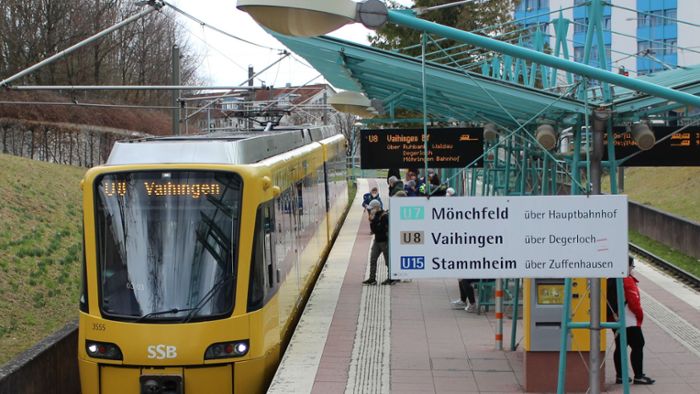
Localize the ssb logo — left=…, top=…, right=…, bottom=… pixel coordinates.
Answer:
left=401, top=256, right=425, bottom=270
left=147, top=344, right=177, bottom=360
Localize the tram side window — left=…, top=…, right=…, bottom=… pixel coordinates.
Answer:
left=248, top=202, right=277, bottom=312
left=263, top=204, right=276, bottom=287
left=80, top=229, right=89, bottom=313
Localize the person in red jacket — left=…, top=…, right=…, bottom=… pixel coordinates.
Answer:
left=611, top=257, right=655, bottom=385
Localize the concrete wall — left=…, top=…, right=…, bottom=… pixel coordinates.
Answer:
left=0, top=321, right=79, bottom=394
left=629, top=201, right=700, bottom=260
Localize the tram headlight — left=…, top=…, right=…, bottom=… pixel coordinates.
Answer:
left=204, top=339, right=250, bottom=360
left=85, top=340, right=123, bottom=360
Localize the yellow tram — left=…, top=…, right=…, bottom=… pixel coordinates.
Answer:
left=77, top=126, right=348, bottom=393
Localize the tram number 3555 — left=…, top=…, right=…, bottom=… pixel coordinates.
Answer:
left=400, top=256, right=425, bottom=270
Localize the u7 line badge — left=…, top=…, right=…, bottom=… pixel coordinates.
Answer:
left=400, top=256, right=425, bottom=270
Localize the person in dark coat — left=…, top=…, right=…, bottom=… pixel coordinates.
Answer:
left=387, top=168, right=400, bottom=187
left=388, top=176, right=404, bottom=197
left=363, top=200, right=395, bottom=285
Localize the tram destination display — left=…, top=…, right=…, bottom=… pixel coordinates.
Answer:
left=605, top=127, right=700, bottom=166
left=360, top=127, right=484, bottom=169
left=389, top=195, right=629, bottom=279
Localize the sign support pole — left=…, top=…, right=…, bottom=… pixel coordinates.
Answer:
left=589, top=109, right=608, bottom=393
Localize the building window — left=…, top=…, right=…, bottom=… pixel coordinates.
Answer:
left=664, top=39, right=677, bottom=55
left=522, top=0, right=548, bottom=10
left=638, top=14, right=650, bottom=27
left=649, top=10, right=664, bottom=26
left=574, top=47, right=584, bottom=62
left=603, top=16, right=611, bottom=30
left=574, top=18, right=587, bottom=33
left=664, top=8, right=677, bottom=22
left=638, top=41, right=652, bottom=55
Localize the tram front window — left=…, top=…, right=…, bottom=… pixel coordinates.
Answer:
left=94, top=171, right=242, bottom=322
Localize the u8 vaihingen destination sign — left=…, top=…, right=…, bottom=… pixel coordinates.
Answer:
left=389, top=195, right=628, bottom=279
left=360, top=128, right=484, bottom=169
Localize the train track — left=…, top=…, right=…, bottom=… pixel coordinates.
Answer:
left=629, top=242, right=700, bottom=291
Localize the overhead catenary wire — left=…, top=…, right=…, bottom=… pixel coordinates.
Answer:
left=163, top=1, right=283, bottom=51
left=159, top=10, right=249, bottom=74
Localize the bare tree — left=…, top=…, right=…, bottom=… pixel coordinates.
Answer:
left=0, top=0, right=200, bottom=106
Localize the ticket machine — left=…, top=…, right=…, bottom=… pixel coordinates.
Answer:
left=523, top=278, right=606, bottom=392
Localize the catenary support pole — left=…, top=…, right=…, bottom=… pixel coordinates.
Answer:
left=172, top=44, right=181, bottom=136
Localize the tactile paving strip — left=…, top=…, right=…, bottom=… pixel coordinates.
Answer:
left=345, top=245, right=391, bottom=394
left=641, top=290, right=700, bottom=358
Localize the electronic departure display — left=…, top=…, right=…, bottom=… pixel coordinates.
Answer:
left=101, top=173, right=224, bottom=199
left=604, top=127, right=700, bottom=167
left=360, top=128, right=484, bottom=169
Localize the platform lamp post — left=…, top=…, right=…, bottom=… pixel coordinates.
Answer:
left=328, top=91, right=377, bottom=179
left=352, top=121, right=364, bottom=179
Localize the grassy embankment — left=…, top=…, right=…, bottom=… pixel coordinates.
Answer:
left=604, top=167, right=700, bottom=276
left=0, top=153, right=85, bottom=365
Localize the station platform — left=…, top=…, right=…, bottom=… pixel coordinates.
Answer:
left=268, top=179, right=700, bottom=394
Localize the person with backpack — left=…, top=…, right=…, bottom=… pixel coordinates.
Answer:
left=607, top=257, right=655, bottom=385
left=362, top=200, right=396, bottom=285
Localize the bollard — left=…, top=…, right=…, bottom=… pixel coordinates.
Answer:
left=495, top=278, right=504, bottom=350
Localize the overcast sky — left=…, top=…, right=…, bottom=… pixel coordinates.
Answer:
left=167, top=0, right=413, bottom=89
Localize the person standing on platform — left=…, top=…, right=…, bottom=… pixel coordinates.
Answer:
left=387, top=168, right=400, bottom=187
left=361, top=187, right=382, bottom=222
left=429, top=173, right=447, bottom=196
left=363, top=200, right=395, bottom=285
left=609, top=257, right=655, bottom=385
left=404, top=180, right=418, bottom=196
left=388, top=176, right=404, bottom=197
left=443, top=188, right=477, bottom=312
left=451, top=279, right=478, bottom=312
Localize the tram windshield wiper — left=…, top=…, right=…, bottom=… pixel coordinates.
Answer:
left=132, top=308, right=196, bottom=323
left=181, top=275, right=236, bottom=323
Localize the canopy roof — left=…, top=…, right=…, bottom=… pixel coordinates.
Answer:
left=272, top=32, right=700, bottom=128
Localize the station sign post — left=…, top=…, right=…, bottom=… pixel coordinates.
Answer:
left=389, top=195, right=628, bottom=279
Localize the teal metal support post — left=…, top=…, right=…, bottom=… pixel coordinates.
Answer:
left=510, top=278, right=520, bottom=351
left=556, top=278, right=573, bottom=394
left=387, top=10, right=700, bottom=108
left=616, top=278, right=630, bottom=394
left=421, top=32, right=430, bottom=196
